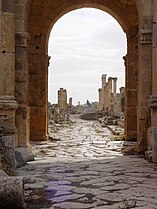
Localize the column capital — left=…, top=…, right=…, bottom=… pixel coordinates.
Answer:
left=15, top=32, right=30, bottom=47
left=148, top=94, right=157, bottom=108
left=139, top=29, right=152, bottom=44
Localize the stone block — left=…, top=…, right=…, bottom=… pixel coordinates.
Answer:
left=15, top=82, right=28, bottom=104
left=0, top=135, right=15, bottom=175
left=1, top=13, right=15, bottom=52
left=126, top=107, right=137, bottom=117
left=0, top=53, right=15, bottom=96
left=32, top=0, right=43, bottom=7
left=15, top=19, right=25, bottom=33
left=0, top=96, right=18, bottom=135
left=153, top=23, right=157, bottom=47
left=30, top=106, right=48, bottom=141
left=15, top=147, right=34, bottom=168
left=15, top=4, right=25, bottom=19
left=152, top=49, right=157, bottom=93
left=152, top=127, right=157, bottom=163
left=2, top=0, right=14, bottom=12
left=0, top=177, right=24, bottom=209
left=43, top=0, right=52, bottom=8
left=31, top=6, right=42, bottom=16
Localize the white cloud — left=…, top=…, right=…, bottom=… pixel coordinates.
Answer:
left=48, top=8, right=127, bottom=105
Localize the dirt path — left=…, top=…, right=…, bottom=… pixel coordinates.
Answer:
left=16, top=117, right=157, bottom=209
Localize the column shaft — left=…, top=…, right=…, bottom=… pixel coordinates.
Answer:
left=15, top=32, right=30, bottom=147
left=137, top=29, right=152, bottom=152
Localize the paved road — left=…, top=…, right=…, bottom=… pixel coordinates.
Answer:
left=16, top=117, right=157, bottom=209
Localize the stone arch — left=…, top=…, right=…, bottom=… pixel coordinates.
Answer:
left=26, top=0, right=139, bottom=142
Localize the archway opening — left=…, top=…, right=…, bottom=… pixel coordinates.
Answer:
left=48, top=8, right=127, bottom=122
left=28, top=0, right=138, bottom=143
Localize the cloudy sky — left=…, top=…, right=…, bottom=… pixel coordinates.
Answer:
left=48, top=8, right=127, bottom=105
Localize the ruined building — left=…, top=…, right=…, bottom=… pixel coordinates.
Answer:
left=49, top=88, right=69, bottom=123
left=98, top=74, right=125, bottom=115
left=0, top=0, right=157, bottom=176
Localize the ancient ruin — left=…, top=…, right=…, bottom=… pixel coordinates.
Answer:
left=98, top=74, right=125, bottom=115
left=49, top=88, right=70, bottom=123
left=1, top=0, right=157, bottom=207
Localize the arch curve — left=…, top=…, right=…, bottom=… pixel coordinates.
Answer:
left=26, top=0, right=139, bottom=142
left=27, top=0, right=138, bottom=48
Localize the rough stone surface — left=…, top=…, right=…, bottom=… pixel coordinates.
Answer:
left=0, top=177, right=24, bottom=209
left=1, top=0, right=157, bottom=193
left=15, top=147, right=34, bottom=168
left=16, top=116, right=157, bottom=209
left=0, top=135, right=15, bottom=175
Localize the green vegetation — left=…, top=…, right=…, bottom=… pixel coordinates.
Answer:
left=111, top=134, right=125, bottom=141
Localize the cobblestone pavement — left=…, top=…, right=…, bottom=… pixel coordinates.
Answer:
left=16, top=116, right=157, bottom=209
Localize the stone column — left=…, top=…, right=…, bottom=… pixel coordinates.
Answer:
left=108, top=77, right=113, bottom=113
left=113, top=77, right=117, bottom=94
left=137, top=28, right=152, bottom=152
left=69, top=97, right=72, bottom=108
left=113, top=77, right=117, bottom=114
left=125, top=28, right=138, bottom=142
left=0, top=0, right=18, bottom=174
left=29, top=53, right=49, bottom=141
left=15, top=32, right=30, bottom=147
left=148, top=0, right=157, bottom=162
left=98, top=88, right=102, bottom=111
left=58, top=88, right=67, bottom=120
left=102, top=74, right=107, bottom=90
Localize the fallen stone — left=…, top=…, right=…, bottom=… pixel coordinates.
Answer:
left=15, top=147, right=34, bottom=168
left=0, top=177, right=24, bottom=209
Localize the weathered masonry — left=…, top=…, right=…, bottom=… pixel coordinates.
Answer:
left=98, top=74, right=125, bottom=114
left=1, top=0, right=157, bottom=173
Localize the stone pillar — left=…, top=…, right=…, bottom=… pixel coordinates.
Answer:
left=108, top=77, right=113, bottom=113
left=113, top=77, right=117, bottom=114
left=149, top=96, right=157, bottom=162
left=98, top=88, right=103, bottom=111
left=77, top=101, right=82, bottom=113
left=120, top=87, right=125, bottom=113
left=124, top=28, right=138, bottom=142
left=0, top=0, right=18, bottom=174
left=58, top=88, right=67, bottom=120
left=69, top=97, right=72, bottom=108
left=113, top=77, right=117, bottom=94
left=29, top=53, right=49, bottom=141
left=15, top=32, right=30, bottom=147
left=102, top=74, right=107, bottom=90
left=137, top=28, right=152, bottom=152
left=102, top=75, right=107, bottom=110
left=148, top=0, right=157, bottom=162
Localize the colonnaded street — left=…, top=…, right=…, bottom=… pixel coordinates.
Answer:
left=16, top=115, right=157, bottom=209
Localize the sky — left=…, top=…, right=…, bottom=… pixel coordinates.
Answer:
left=48, top=8, right=127, bottom=105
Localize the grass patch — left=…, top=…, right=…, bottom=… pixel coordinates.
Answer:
left=111, top=134, right=125, bottom=141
